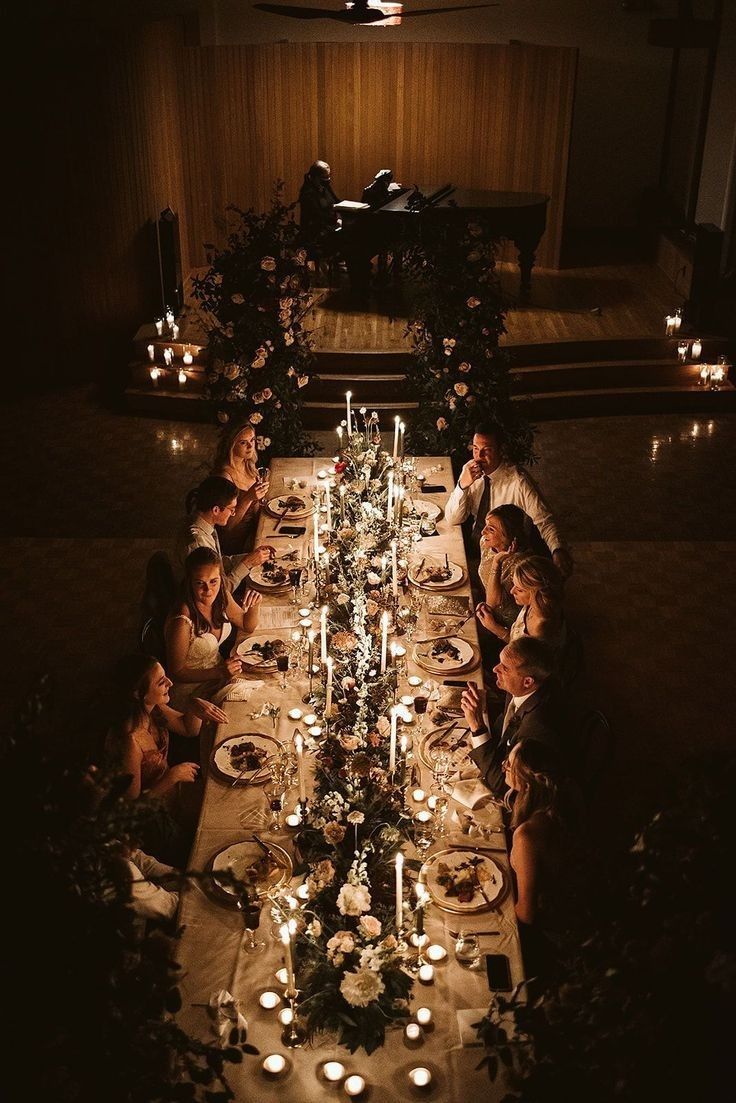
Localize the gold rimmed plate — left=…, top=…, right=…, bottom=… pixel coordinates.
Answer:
left=249, top=561, right=293, bottom=589
left=236, top=635, right=288, bottom=672
left=207, top=838, right=292, bottom=907
left=419, top=848, right=507, bottom=915
left=210, top=731, right=280, bottom=786
left=416, top=724, right=472, bottom=772
left=412, top=637, right=478, bottom=676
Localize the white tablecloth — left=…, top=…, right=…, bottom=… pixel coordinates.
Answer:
left=175, top=457, right=522, bottom=1101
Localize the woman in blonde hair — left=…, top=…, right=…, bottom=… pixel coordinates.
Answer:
left=212, top=422, right=269, bottom=553
left=476, top=553, right=566, bottom=650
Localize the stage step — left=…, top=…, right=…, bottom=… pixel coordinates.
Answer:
left=519, top=381, right=736, bottom=419
left=314, top=350, right=411, bottom=374
left=504, top=335, right=730, bottom=367
left=510, top=359, right=705, bottom=393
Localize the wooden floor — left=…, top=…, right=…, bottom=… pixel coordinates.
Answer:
left=305, top=260, right=679, bottom=352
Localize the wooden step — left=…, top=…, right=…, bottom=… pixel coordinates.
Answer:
left=314, top=350, right=412, bottom=373
left=504, top=335, right=730, bottom=367
left=519, top=382, right=736, bottom=418
left=510, top=360, right=706, bottom=394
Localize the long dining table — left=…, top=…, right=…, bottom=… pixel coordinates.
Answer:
left=175, top=455, right=523, bottom=1102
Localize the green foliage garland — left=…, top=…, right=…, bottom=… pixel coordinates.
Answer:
left=191, top=187, right=316, bottom=460
left=403, top=219, right=535, bottom=465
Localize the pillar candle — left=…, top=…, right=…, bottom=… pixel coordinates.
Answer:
left=294, top=733, right=307, bottom=804
left=395, top=851, right=404, bottom=931
left=154, top=319, right=163, bottom=335
left=380, top=611, right=389, bottom=673
left=346, top=391, right=352, bottom=434
left=147, top=343, right=155, bottom=362
left=691, top=338, right=702, bottom=360
left=320, top=607, right=328, bottom=664
left=182, top=349, right=193, bottom=366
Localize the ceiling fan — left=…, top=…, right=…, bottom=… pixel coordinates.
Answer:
left=253, top=1, right=499, bottom=24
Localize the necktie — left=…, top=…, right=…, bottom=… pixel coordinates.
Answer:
left=472, top=476, right=491, bottom=545
left=501, top=697, right=517, bottom=736
left=211, top=526, right=222, bottom=560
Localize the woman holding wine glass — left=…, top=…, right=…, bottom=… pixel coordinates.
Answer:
left=212, top=422, right=270, bottom=554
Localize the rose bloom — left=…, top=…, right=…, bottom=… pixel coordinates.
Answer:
left=260, top=256, right=276, bottom=271
left=262, top=387, right=273, bottom=400
left=327, top=930, right=356, bottom=960
left=366, top=571, right=381, bottom=586
left=337, top=882, right=372, bottom=916
left=437, top=417, right=448, bottom=431
left=358, top=914, right=382, bottom=939
left=467, top=296, right=481, bottom=308
left=251, top=357, right=267, bottom=369
left=340, top=734, right=360, bottom=752
left=230, top=292, right=245, bottom=304
left=350, top=753, right=372, bottom=778
left=252, top=391, right=264, bottom=404
left=295, top=248, right=307, bottom=265
left=366, top=731, right=382, bottom=748
left=458, top=361, right=471, bottom=373
left=323, top=821, right=347, bottom=845
left=340, top=968, right=385, bottom=1008
left=224, top=364, right=240, bottom=381
left=347, top=810, right=365, bottom=825
left=454, top=382, right=469, bottom=397
left=306, top=918, right=322, bottom=938
left=284, top=332, right=294, bottom=345
left=312, top=859, right=335, bottom=885
left=249, top=412, right=263, bottom=425
left=297, top=375, right=309, bottom=388
left=255, top=435, right=271, bottom=449
left=442, top=338, right=456, bottom=347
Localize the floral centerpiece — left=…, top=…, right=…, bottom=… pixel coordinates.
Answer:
left=403, top=220, right=535, bottom=466
left=190, top=187, right=316, bottom=459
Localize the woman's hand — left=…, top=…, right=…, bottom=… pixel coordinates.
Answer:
left=168, top=762, right=200, bottom=785
left=188, top=697, right=228, bottom=725
left=475, top=601, right=508, bottom=639
left=242, top=590, right=262, bottom=614
left=492, top=540, right=517, bottom=571
left=253, top=477, right=269, bottom=502
left=224, top=656, right=243, bottom=678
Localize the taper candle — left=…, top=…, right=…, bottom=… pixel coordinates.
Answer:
left=380, top=610, right=389, bottom=673
left=389, top=707, right=398, bottom=772
left=395, top=851, right=404, bottom=930
left=294, top=733, right=307, bottom=804
left=320, top=606, right=328, bottom=664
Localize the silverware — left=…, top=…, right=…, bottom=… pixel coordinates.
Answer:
left=447, top=726, right=470, bottom=752
left=449, top=929, right=501, bottom=938
left=252, top=833, right=273, bottom=857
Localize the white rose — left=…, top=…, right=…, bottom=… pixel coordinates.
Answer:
left=358, top=915, right=382, bottom=939
left=249, top=412, right=263, bottom=425
left=337, top=883, right=372, bottom=916
left=340, top=968, right=385, bottom=1008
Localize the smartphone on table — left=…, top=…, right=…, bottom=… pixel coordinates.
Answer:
left=485, top=953, right=512, bottom=992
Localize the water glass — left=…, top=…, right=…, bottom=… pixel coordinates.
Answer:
left=454, top=929, right=481, bottom=969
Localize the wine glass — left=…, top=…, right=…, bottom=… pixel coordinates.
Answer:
left=236, top=898, right=266, bottom=955
left=454, top=928, right=481, bottom=969
left=413, top=690, right=429, bottom=738
left=276, top=651, right=290, bottom=691
left=288, top=564, right=303, bottom=607
left=429, top=782, right=450, bottom=840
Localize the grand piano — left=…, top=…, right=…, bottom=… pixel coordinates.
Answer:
left=335, top=183, right=549, bottom=302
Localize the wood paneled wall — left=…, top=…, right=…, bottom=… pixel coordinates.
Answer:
left=36, top=22, right=576, bottom=379
left=174, top=40, right=577, bottom=270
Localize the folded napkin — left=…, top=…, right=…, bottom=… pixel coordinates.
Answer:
left=456, top=1008, right=489, bottom=1047
left=214, top=679, right=265, bottom=704
left=208, top=989, right=248, bottom=1046
left=452, top=779, right=493, bottom=811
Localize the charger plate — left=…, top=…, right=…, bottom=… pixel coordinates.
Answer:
left=419, top=848, right=507, bottom=915
left=416, top=724, right=472, bottom=772
left=265, top=493, right=314, bottom=521
left=412, top=638, right=479, bottom=676
left=408, top=559, right=465, bottom=591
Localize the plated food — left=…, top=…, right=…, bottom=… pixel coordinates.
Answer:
left=237, top=635, right=288, bottom=669
left=209, top=838, right=292, bottom=902
left=416, top=723, right=472, bottom=772
left=210, top=731, right=280, bottom=784
left=412, top=636, right=477, bottom=675
left=265, top=493, right=314, bottom=521
left=408, top=558, right=464, bottom=590
left=420, top=848, right=506, bottom=913
left=250, top=559, right=291, bottom=589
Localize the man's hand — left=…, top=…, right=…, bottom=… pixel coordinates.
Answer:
left=552, top=547, right=574, bottom=579
left=461, top=682, right=485, bottom=732
left=244, top=545, right=275, bottom=567
left=475, top=601, right=508, bottom=640
left=458, top=459, right=483, bottom=490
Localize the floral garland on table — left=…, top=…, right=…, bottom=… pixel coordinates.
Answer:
left=189, top=187, right=316, bottom=459
left=403, top=219, right=536, bottom=466
left=283, top=424, right=430, bottom=1055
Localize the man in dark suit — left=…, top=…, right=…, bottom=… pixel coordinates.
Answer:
left=298, top=160, right=340, bottom=257
left=461, top=637, right=564, bottom=797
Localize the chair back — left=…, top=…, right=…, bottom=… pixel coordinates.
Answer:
left=140, top=551, right=177, bottom=663
left=575, top=708, right=614, bottom=792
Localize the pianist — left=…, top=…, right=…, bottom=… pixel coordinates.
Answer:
left=298, top=160, right=341, bottom=257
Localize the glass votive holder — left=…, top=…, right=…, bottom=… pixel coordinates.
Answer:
left=412, top=788, right=426, bottom=803
left=418, top=963, right=435, bottom=984
left=425, top=943, right=446, bottom=963
left=321, top=1060, right=346, bottom=1083
left=415, top=1007, right=433, bottom=1028
left=299, top=607, right=312, bottom=618
left=308, top=725, right=322, bottom=738
left=405, top=1022, right=424, bottom=1043
left=414, top=810, right=433, bottom=825
left=261, top=1053, right=289, bottom=1079
left=275, top=967, right=289, bottom=986
left=288, top=708, right=303, bottom=721
left=426, top=795, right=438, bottom=811
left=344, top=1074, right=366, bottom=1097
left=285, top=813, right=301, bottom=829
left=296, top=882, right=310, bottom=901
left=408, top=676, right=423, bottom=688
left=259, top=990, right=281, bottom=1010
left=278, top=1006, right=294, bottom=1027
left=303, top=713, right=317, bottom=726
left=408, top=1066, right=432, bottom=1089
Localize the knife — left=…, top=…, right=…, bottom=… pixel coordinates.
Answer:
left=449, top=929, right=501, bottom=939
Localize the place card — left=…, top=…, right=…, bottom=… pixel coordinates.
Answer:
left=256, top=607, right=301, bottom=630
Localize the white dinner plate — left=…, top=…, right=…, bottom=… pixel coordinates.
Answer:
left=249, top=560, right=292, bottom=589
left=411, top=500, right=443, bottom=523
left=420, top=848, right=506, bottom=914
left=413, top=636, right=475, bottom=672
left=265, top=493, right=314, bottom=521
left=236, top=635, right=289, bottom=670
left=210, top=839, right=292, bottom=899
left=210, top=731, right=280, bottom=784
left=408, top=559, right=465, bottom=590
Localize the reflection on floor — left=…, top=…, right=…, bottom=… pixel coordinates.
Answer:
left=2, top=387, right=734, bottom=841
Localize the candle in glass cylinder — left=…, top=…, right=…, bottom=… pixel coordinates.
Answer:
left=322, top=1061, right=345, bottom=1083
left=691, top=338, right=702, bottom=360
left=154, top=318, right=163, bottom=335
left=182, top=348, right=193, bottom=366
left=391, top=539, right=398, bottom=599
left=380, top=611, right=389, bottom=673
left=395, top=851, right=404, bottom=930
left=147, top=343, right=155, bottom=362
left=339, top=483, right=346, bottom=518
left=172, top=323, right=180, bottom=339
left=325, top=480, right=332, bottom=529
left=294, top=733, right=307, bottom=804
left=409, top=1067, right=432, bottom=1089
left=344, top=1075, right=366, bottom=1097
left=416, top=1007, right=433, bottom=1027
left=336, top=424, right=344, bottom=448
left=399, top=421, right=406, bottom=458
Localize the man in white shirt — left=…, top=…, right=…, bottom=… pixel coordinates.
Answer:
left=460, top=637, right=564, bottom=797
left=125, top=848, right=179, bottom=924
left=177, top=476, right=273, bottom=592
left=444, top=422, right=573, bottom=577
